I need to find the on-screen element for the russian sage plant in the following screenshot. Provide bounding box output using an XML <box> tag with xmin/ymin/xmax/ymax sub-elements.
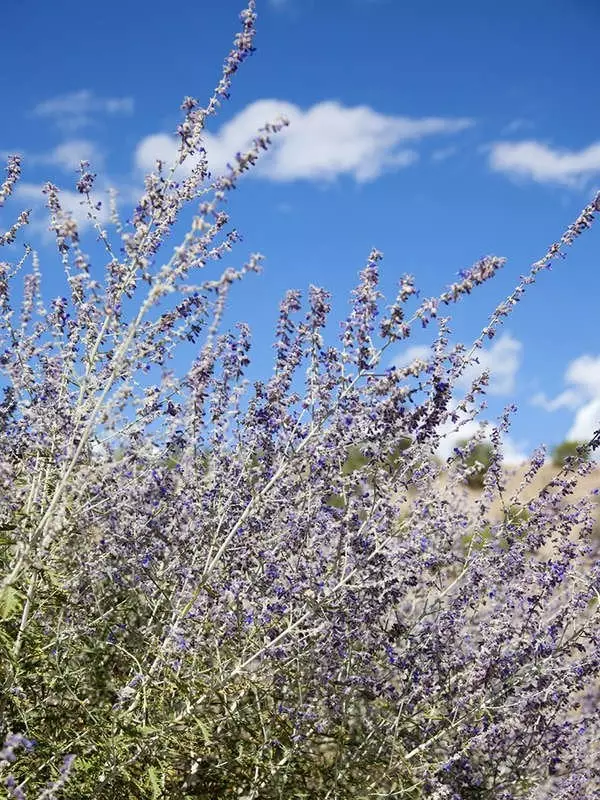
<box><xmin>1</xmin><ymin>3</ymin><xmax>600</xmax><ymax>798</ymax></box>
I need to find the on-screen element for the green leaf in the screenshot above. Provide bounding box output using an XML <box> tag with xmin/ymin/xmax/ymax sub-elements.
<box><xmin>147</xmin><ymin>765</ymin><xmax>162</xmax><ymax>799</ymax></box>
<box><xmin>324</xmin><ymin>493</ymin><xmax>346</xmax><ymax>510</ymax></box>
<box><xmin>197</xmin><ymin>719</ymin><xmax>212</xmax><ymax>745</ymax></box>
<box><xmin>137</xmin><ymin>725</ymin><xmax>161</xmax><ymax>737</ymax></box>
<box><xmin>0</xmin><ymin>585</ymin><xmax>25</xmax><ymax>620</ymax></box>
<box><xmin>341</xmin><ymin>446</ymin><xmax>370</xmax><ymax>475</ymax></box>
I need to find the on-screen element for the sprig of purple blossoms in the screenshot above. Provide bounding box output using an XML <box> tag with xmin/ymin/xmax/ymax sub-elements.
<box><xmin>0</xmin><ymin>734</ymin><xmax>75</xmax><ymax>800</ymax></box>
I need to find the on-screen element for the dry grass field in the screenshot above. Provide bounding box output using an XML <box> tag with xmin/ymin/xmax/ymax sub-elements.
<box><xmin>467</xmin><ymin>461</ymin><xmax>600</xmax><ymax>514</ymax></box>
<box><xmin>432</xmin><ymin>460</ymin><xmax>600</xmax><ymax>558</ymax></box>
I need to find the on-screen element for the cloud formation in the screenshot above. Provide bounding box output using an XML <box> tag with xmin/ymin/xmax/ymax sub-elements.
<box><xmin>488</xmin><ymin>139</ymin><xmax>600</xmax><ymax>186</ymax></box>
<box><xmin>135</xmin><ymin>99</ymin><xmax>473</xmax><ymax>184</ymax></box>
<box><xmin>500</xmin><ymin>119</ymin><xmax>533</xmax><ymax>136</ymax></box>
<box><xmin>435</xmin><ymin>416</ymin><xmax>528</xmax><ymax>466</ymax></box>
<box><xmin>389</xmin><ymin>344</ymin><xmax>430</xmax><ymax>370</ymax></box>
<box><xmin>31</xmin><ymin>90</ymin><xmax>134</xmax><ymax>132</ymax></box>
<box><xmin>15</xmin><ymin>182</ymin><xmax>113</xmax><ymax>238</ymax></box>
<box><xmin>390</xmin><ymin>337</ymin><xmax>526</xmax><ymax>464</ymax></box>
<box><xmin>532</xmin><ymin>354</ymin><xmax>600</xmax><ymax>443</ymax></box>
<box><xmin>27</xmin><ymin>140</ymin><xmax>104</xmax><ymax>173</ymax></box>
<box><xmin>455</xmin><ymin>334</ymin><xmax>522</xmax><ymax>396</ymax></box>
<box><xmin>391</xmin><ymin>334</ymin><xmax>522</xmax><ymax>398</ymax></box>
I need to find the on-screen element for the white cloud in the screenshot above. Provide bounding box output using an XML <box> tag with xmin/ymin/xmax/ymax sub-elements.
<box><xmin>564</xmin><ymin>355</ymin><xmax>600</xmax><ymax>397</ymax></box>
<box><xmin>390</xmin><ymin>334</ymin><xmax>522</xmax><ymax>397</ymax></box>
<box><xmin>532</xmin><ymin>354</ymin><xmax>600</xmax><ymax>444</ymax></box>
<box><xmin>501</xmin><ymin>436</ymin><xmax>530</xmax><ymax>466</ymax></box>
<box><xmin>27</xmin><ymin>140</ymin><xmax>104</xmax><ymax>173</ymax></box>
<box><xmin>436</xmin><ymin>418</ymin><xmax>482</xmax><ymax>462</ymax></box>
<box><xmin>135</xmin><ymin>133</ymin><xmax>183</xmax><ymax>174</ymax></box>
<box><xmin>389</xmin><ymin>344</ymin><xmax>431</xmax><ymax>370</ymax></box>
<box><xmin>46</xmin><ymin>140</ymin><xmax>102</xmax><ymax>171</ymax></box>
<box><xmin>15</xmin><ymin>182</ymin><xmax>112</xmax><ymax>238</ymax></box>
<box><xmin>488</xmin><ymin>139</ymin><xmax>600</xmax><ymax>186</ymax></box>
<box><xmin>436</xmin><ymin>416</ymin><xmax>527</xmax><ymax>466</ymax></box>
<box><xmin>389</xmin><ymin>340</ymin><xmax>526</xmax><ymax>464</ymax></box>
<box><xmin>456</xmin><ymin>334</ymin><xmax>522</xmax><ymax>396</ymax></box>
<box><xmin>531</xmin><ymin>389</ymin><xmax>580</xmax><ymax>412</ymax></box>
<box><xmin>431</xmin><ymin>146</ymin><xmax>458</xmax><ymax>162</ymax></box>
<box><xmin>134</xmin><ymin>99</ymin><xmax>473</xmax><ymax>184</ymax></box>
<box><xmin>569</xmin><ymin>399</ymin><xmax>600</xmax><ymax>443</ymax></box>
<box><xmin>500</xmin><ymin>119</ymin><xmax>533</xmax><ymax>136</ymax></box>
<box><xmin>31</xmin><ymin>90</ymin><xmax>134</xmax><ymax>132</ymax></box>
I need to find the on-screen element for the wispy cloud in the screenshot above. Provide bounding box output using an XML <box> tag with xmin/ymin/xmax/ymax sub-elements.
<box><xmin>431</xmin><ymin>146</ymin><xmax>458</xmax><ymax>162</ymax></box>
<box><xmin>500</xmin><ymin>119</ymin><xmax>533</xmax><ymax>136</ymax></box>
<box><xmin>15</xmin><ymin>182</ymin><xmax>113</xmax><ymax>239</ymax></box>
<box><xmin>488</xmin><ymin>139</ymin><xmax>600</xmax><ymax>186</ymax></box>
<box><xmin>391</xmin><ymin>334</ymin><xmax>522</xmax><ymax>398</ymax></box>
<box><xmin>31</xmin><ymin>90</ymin><xmax>134</xmax><ymax>132</ymax></box>
<box><xmin>455</xmin><ymin>333</ymin><xmax>523</xmax><ymax>396</ymax></box>
<box><xmin>389</xmin><ymin>344</ymin><xmax>431</xmax><ymax>371</ymax></box>
<box><xmin>436</xmin><ymin>415</ymin><xmax>528</xmax><ymax>465</ymax></box>
<box><xmin>532</xmin><ymin>354</ymin><xmax>600</xmax><ymax>444</ymax></box>
<box><xmin>135</xmin><ymin>99</ymin><xmax>474</xmax><ymax>184</ymax></box>
<box><xmin>531</xmin><ymin>389</ymin><xmax>580</xmax><ymax>413</ymax></box>
<box><xmin>27</xmin><ymin>140</ymin><xmax>104</xmax><ymax>173</ymax></box>
<box><xmin>389</xmin><ymin>336</ymin><xmax>526</xmax><ymax>463</ymax></box>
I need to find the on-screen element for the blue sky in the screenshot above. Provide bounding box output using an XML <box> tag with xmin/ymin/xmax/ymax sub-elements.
<box><xmin>1</xmin><ymin>0</ymin><xmax>599</xmax><ymax>463</ymax></box>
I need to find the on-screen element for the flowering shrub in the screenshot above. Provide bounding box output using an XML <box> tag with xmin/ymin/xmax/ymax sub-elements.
<box><xmin>1</xmin><ymin>3</ymin><xmax>600</xmax><ymax>797</ymax></box>
<box><xmin>551</xmin><ymin>440</ymin><xmax>592</xmax><ymax>469</ymax></box>
<box><xmin>455</xmin><ymin>438</ymin><xmax>495</xmax><ymax>490</ymax></box>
